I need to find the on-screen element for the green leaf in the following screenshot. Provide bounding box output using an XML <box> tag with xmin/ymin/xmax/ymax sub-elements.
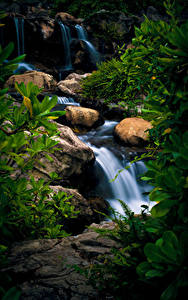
<box><xmin>5</xmin><ymin>54</ymin><xmax>26</xmax><ymax>65</ymax></box>
<box><xmin>160</xmin><ymin>281</ymin><xmax>178</xmax><ymax>300</ymax></box>
<box><xmin>160</xmin><ymin>231</ymin><xmax>181</xmax><ymax>264</ymax></box>
<box><xmin>150</xmin><ymin>189</ymin><xmax>170</xmax><ymax>202</ymax></box>
<box><xmin>151</xmin><ymin>200</ymin><xmax>177</xmax><ymax>218</ymax></box>
<box><xmin>144</xmin><ymin>243</ymin><xmax>165</xmax><ymax>263</ymax></box>
<box><xmin>2</xmin><ymin>287</ymin><xmax>21</xmax><ymax>300</ymax></box>
<box><xmin>136</xmin><ymin>261</ymin><xmax>151</xmax><ymax>277</ymax></box>
<box><xmin>44</xmin><ymin>154</ymin><xmax>54</xmax><ymax>162</ymax></box>
<box><xmin>0</xmin><ymin>42</ymin><xmax>14</xmax><ymax>63</ymax></box>
<box><xmin>145</xmin><ymin>269</ymin><xmax>165</xmax><ymax>278</ymax></box>
<box><xmin>14</xmin><ymin>82</ymin><xmax>25</xmax><ymax>97</ymax></box>
<box><xmin>0</xmin><ymin>88</ymin><xmax>8</xmax><ymax>96</ymax></box>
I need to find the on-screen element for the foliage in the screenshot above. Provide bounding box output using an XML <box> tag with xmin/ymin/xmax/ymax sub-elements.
<box><xmin>0</xmin><ymin>26</ymin><xmax>79</xmax><ymax>298</ymax></box>
<box><xmin>83</xmin><ymin>203</ymin><xmax>167</xmax><ymax>300</ymax></box>
<box><xmin>81</xmin><ymin>0</ymin><xmax>188</xmax><ymax>112</ymax></box>
<box><xmin>81</xmin><ymin>58</ymin><xmax>126</xmax><ymax>103</ymax></box>
<box><xmin>53</xmin><ymin>0</ymin><xmax>165</xmax><ymax>18</ymax></box>
<box><xmin>0</xmin><ymin>80</ymin><xmax>80</xmax><ymax>243</ymax></box>
<box><xmin>80</xmin><ymin>1</ymin><xmax>188</xmax><ymax>299</ymax></box>
<box><xmin>81</xmin><ymin>13</ymin><xmax>172</xmax><ymax>110</ymax></box>
<box><xmin>0</xmin><ymin>12</ymin><xmax>25</xmax><ymax>84</ymax></box>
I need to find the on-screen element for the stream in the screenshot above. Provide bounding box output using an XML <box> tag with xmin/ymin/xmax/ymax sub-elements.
<box><xmin>78</xmin><ymin>120</ymin><xmax>152</xmax><ymax>215</ymax></box>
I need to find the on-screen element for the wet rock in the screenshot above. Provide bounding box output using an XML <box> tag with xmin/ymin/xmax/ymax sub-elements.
<box><xmin>57</xmin><ymin>79</ymin><xmax>81</xmax><ymax>96</ymax></box>
<box><xmin>33</xmin><ymin>122</ymin><xmax>95</xmax><ymax>182</ymax></box>
<box><xmin>57</xmin><ymin>73</ymin><xmax>91</xmax><ymax>96</ymax></box>
<box><xmin>64</xmin><ymin>106</ymin><xmax>104</xmax><ymax>129</ymax></box>
<box><xmin>5</xmin><ymin>71</ymin><xmax>57</xmax><ymax>92</ymax></box>
<box><xmin>55</xmin><ymin>12</ymin><xmax>81</xmax><ymax>26</ymax></box>
<box><xmin>3</xmin><ymin>222</ymin><xmax>117</xmax><ymax>299</ymax></box>
<box><xmin>114</xmin><ymin>117</ymin><xmax>153</xmax><ymax>146</ymax></box>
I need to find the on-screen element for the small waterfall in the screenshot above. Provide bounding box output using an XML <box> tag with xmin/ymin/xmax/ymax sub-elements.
<box><xmin>75</xmin><ymin>24</ymin><xmax>100</xmax><ymax>65</ymax></box>
<box><xmin>78</xmin><ymin>121</ymin><xmax>152</xmax><ymax>215</ymax></box>
<box><xmin>14</xmin><ymin>17</ymin><xmax>24</xmax><ymax>56</ymax></box>
<box><xmin>49</xmin><ymin>96</ymin><xmax>80</xmax><ymax>107</ymax></box>
<box><xmin>59</xmin><ymin>22</ymin><xmax>73</xmax><ymax>72</ymax></box>
<box><xmin>13</xmin><ymin>62</ymin><xmax>35</xmax><ymax>74</ymax></box>
<box><xmin>93</xmin><ymin>147</ymin><xmax>151</xmax><ymax>215</ymax></box>
<box><xmin>57</xmin><ymin>96</ymin><xmax>80</xmax><ymax>106</ymax></box>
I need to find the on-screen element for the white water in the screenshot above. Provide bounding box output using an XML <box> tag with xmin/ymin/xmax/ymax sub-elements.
<box><xmin>56</xmin><ymin>96</ymin><xmax>80</xmax><ymax>106</ymax></box>
<box><xmin>49</xmin><ymin>96</ymin><xmax>80</xmax><ymax>107</ymax></box>
<box><xmin>59</xmin><ymin>22</ymin><xmax>72</xmax><ymax>71</ymax></box>
<box><xmin>75</xmin><ymin>24</ymin><xmax>100</xmax><ymax>65</ymax></box>
<box><xmin>79</xmin><ymin>120</ymin><xmax>152</xmax><ymax>215</ymax></box>
<box><xmin>14</xmin><ymin>17</ymin><xmax>24</xmax><ymax>56</ymax></box>
<box><xmin>13</xmin><ymin>62</ymin><xmax>35</xmax><ymax>74</ymax></box>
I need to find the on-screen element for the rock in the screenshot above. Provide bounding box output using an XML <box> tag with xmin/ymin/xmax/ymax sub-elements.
<box><xmin>49</xmin><ymin>186</ymin><xmax>108</xmax><ymax>233</ymax></box>
<box><xmin>64</xmin><ymin>106</ymin><xmax>103</xmax><ymax>129</ymax></box>
<box><xmin>83</xmin><ymin>10</ymin><xmax>137</xmax><ymax>59</ymax></box>
<box><xmin>57</xmin><ymin>73</ymin><xmax>91</xmax><ymax>96</ymax></box>
<box><xmin>55</xmin><ymin>12</ymin><xmax>81</xmax><ymax>25</ymax></box>
<box><xmin>5</xmin><ymin>71</ymin><xmax>57</xmax><ymax>92</ymax></box>
<box><xmin>114</xmin><ymin>117</ymin><xmax>153</xmax><ymax>146</ymax></box>
<box><xmin>33</xmin><ymin>122</ymin><xmax>95</xmax><ymax>183</ymax></box>
<box><xmin>3</xmin><ymin>222</ymin><xmax>117</xmax><ymax>299</ymax></box>
<box><xmin>57</xmin><ymin>79</ymin><xmax>81</xmax><ymax>96</ymax></box>
<box><xmin>65</xmin><ymin>73</ymin><xmax>91</xmax><ymax>81</ymax></box>
<box><xmin>39</xmin><ymin>19</ymin><xmax>55</xmax><ymax>40</ymax></box>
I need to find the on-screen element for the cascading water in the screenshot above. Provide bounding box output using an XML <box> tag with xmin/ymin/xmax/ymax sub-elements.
<box><xmin>56</xmin><ymin>96</ymin><xmax>80</xmax><ymax>106</ymax></box>
<box><xmin>75</xmin><ymin>24</ymin><xmax>100</xmax><ymax>65</ymax></box>
<box><xmin>49</xmin><ymin>96</ymin><xmax>80</xmax><ymax>110</ymax></box>
<box><xmin>14</xmin><ymin>17</ymin><xmax>24</xmax><ymax>56</ymax></box>
<box><xmin>13</xmin><ymin>62</ymin><xmax>35</xmax><ymax>74</ymax></box>
<box><xmin>13</xmin><ymin>17</ymin><xmax>36</xmax><ymax>74</ymax></box>
<box><xmin>59</xmin><ymin>22</ymin><xmax>73</xmax><ymax>74</ymax></box>
<box><xmin>78</xmin><ymin>120</ymin><xmax>152</xmax><ymax>215</ymax></box>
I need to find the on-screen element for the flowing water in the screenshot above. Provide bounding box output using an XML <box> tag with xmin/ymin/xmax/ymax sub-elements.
<box><xmin>14</xmin><ymin>17</ymin><xmax>24</xmax><ymax>56</ymax></box>
<box><xmin>13</xmin><ymin>62</ymin><xmax>35</xmax><ymax>74</ymax></box>
<box><xmin>75</xmin><ymin>24</ymin><xmax>100</xmax><ymax>65</ymax></box>
<box><xmin>78</xmin><ymin>120</ymin><xmax>152</xmax><ymax>215</ymax></box>
<box><xmin>56</xmin><ymin>96</ymin><xmax>80</xmax><ymax>106</ymax></box>
<box><xmin>59</xmin><ymin>22</ymin><xmax>73</xmax><ymax>72</ymax></box>
<box><xmin>50</xmin><ymin>96</ymin><xmax>80</xmax><ymax>110</ymax></box>
<box><xmin>14</xmin><ymin>18</ymin><xmax>37</xmax><ymax>74</ymax></box>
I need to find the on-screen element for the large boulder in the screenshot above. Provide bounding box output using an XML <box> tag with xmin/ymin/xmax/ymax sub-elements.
<box><xmin>114</xmin><ymin>117</ymin><xmax>153</xmax><ymax>146</ymax></box>
<box><xmin>57</xmin><ymin>72</ymin><xmax>91</xmax><ymax>96</ymax></box>
<box><xmin>64</xmin><ymin>106</ymin><xmax>104</xmax><ymax>129</ymax></box>
<box><xmin>3</xmin><ymin>222</ymin><xmax>117</xmax><ymax>300</ymax></box>
<box><xmin>5</xmin><ymin>71</ymin><xmax>57</xmax><ymax>92</ymax></box>
<box><xmin>32</xmin><ymin>122</ymin><xmax>95</xmax><ymax>184</ymax></box>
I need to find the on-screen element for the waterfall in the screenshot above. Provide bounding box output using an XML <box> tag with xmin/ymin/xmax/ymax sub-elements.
<box><xmin>75</xmin><ymin>24</ymin><xmax>100</xmax><ymax>65</ymax></box>
<box><xmin>14</xmin><ymin>17</ymin><xmax>24</xmax><ymax>56</ymax></box>
<box><xmin>59</xmin><ymin>22</ymin><xmax>73</xmax><ymax>71</ymax></box>
<box><xmin>56</xmin><ymin>96</ymin><xmax>80</xmax><ymax>106</ymax></box>
<box><xmin>49</xmin><ymin>96</ymin><xmax>80</xmax><ymax>107</ymax></box>
<box><xmin>13</xmin><ymin>62</ymin><xmax>35</xmax><ymax>74</ymax></box>
<box><xmin>93</xmin><ymin>147</ymin><xmax>152</xmax><ymax>215</ymax></box>
<box><xmin>78</xmin><ymin>120</ymin><xmax>152</xmax><ymax>215</ymax></box>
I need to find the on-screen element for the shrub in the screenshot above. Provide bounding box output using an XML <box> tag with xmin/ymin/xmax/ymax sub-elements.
<box><xmin>81</xmin><ymin>58</ymin><xmax>126</xmax><ymax>103</ymax></box>
<box><xmin>0</xmin><ymin>81</ymin><xmax>79</xmax><ymax>243</ymax></box>
<box><xmin>0</xmin><ymin>16</ymin><xmax>79</xmax><ymax>298</ymax></box>
<box><xmin>53</xmin><ymin>0</ymin><xmax>165</xmax><ymax>17</ymax></box>
<box><xmin>80</xmin><ymin>1</ymin><xmax>188</xmax><ymax>299</ymax></box>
